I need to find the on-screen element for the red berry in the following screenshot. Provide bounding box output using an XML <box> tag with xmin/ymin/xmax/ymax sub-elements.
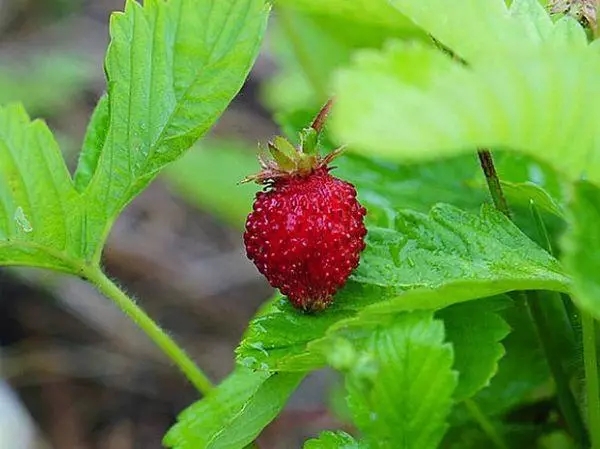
<box><xmin>244</xmin><ymin>167</ymin><xmax>367</xmax><ymax>312</ymax></box>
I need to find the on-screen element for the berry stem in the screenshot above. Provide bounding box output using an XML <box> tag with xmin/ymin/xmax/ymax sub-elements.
<box><xmin>477</xmin><ymin>148</ymin><xmax>587</xmax><ymax>445</ymax></box>
<box><xmin>84</xmin><ymin>266</ymin><xmax>213</xmax><ymax>395</ymax></box>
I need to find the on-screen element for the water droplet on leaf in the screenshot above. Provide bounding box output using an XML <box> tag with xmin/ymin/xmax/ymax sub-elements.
<box><xmin>14</xmin><ymin>207</ymin><xmax>32</xmax><ymax>233</ymax></box>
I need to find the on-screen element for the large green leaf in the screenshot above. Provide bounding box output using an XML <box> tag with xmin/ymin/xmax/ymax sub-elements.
<box><xmin>78</xmin><ymin>0</ymin><xmax>270</xmax><ymax>261</ymax></box>
<box><xmin>163</xmin><ymin>368</ymin><xmax>304</xmax><ymax>449</ymax></box>
<box><xmin>342</xmin><ymin>312</ymin><xmax>457</xmax><ymax>449</ymax></box>
<box><xmin>236</xmin><ymin>204</ymin><xmax>569</xmax><ymax>372</ymax></box>
<box><xmin>0</xmin><ymin>0</ymin><xmax>269</xmax><ymax>273</ymax></box>
<box><xmin>562</xmin><ymin>181</ymin><xmax>600</xmax><ymax>318</ymax></box>
<box><xmin>304</xmin><ymin>431</ymin><xmax>362</xmax><ymax>449</ymax></box>
<box><xmin>387</xmin><ymin>0</ymin><xmax>586</xmax><ymax>63</ymax></box>
<box><xmin>331</xmin><ymin>29</ymin><xmax>600</xmax><ymax>188</ymax></box>
<box><xmin>438</xmin><ymin>297</ymin><xmax>511</xmax><ymax>401</ymax></box>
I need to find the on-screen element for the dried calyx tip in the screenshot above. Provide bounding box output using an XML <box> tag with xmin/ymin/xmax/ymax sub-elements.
<box><xmin>242</xmin><ymin>99</ymin><xmax>344</xmax><ymax>185</ymax></box>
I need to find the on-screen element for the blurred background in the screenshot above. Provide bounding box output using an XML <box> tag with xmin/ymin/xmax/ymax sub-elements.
<box><xmin>0</xmin><ymin>0</ymin><xmax>365</xmax><ymax>447</ymax></box>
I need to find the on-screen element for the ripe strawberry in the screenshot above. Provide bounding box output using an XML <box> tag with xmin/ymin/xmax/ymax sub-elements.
<box><xmin>243</xmin><ymin>102</ymin><xmax>367</xmax><ymax>312</ymax></box>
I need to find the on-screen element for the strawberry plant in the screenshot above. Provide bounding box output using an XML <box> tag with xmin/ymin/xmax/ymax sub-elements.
<box><xmin>3</xmin><ymin>0</ymin><xmax>600</xmax><ymax>448</ymax></box>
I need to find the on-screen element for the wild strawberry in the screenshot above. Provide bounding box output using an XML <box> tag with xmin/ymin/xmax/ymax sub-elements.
<box><xmin>243</xmin><ymin>101</ymin><xmax>367</xmax><ymax>312</ymax></box>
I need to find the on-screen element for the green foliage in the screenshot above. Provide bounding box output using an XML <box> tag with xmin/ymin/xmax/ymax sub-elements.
<box><xmin>341</xmin><ymin>312</ymin><xmax>457</xmax><ymax>449</ymax></box>
<box><xmin>304</xmin><ymin>431</ymin><xmax>362</xmax><ymax>449</ymax></box>
<box><xmin>0</xmin><ymin>0</ymin><xmax>269</xmax><ymax>272</ymax></box>
<box><xmin>163</xmin><ymin>368</ymin><xmax>304</xmax><ymax>449</ymax></box>
<box><xmin>563</xmin><ymin>181</ymin><xmax>600</xmax><ymax>319</ymax></box>
<box><xmin>0</xmin><ymin>104</ymin><xmax>84</xmax><ymax>271</ymax></box>
<box><xmin>236</xmin><ymin>203</ymin><xmax>567</xmax><ymax>372</ymax></box>
<box><xmin>77</xmin><ymin>0</ymin><xmax>269</xmax><ymax>261</ymax></box>
<box><xmin>331</xmin><ymin>1</ymin><xmax>599</xmax><ymax>187</ymax></box>
<box><xmin>438</xmin><ymin>297</ymin><xmax>511</xmax><ymax>401</ymax></box>
<box><xmin>5</xmin><ymin>0</ymin><xmax>599</xmax><ymax>447</ymax></box>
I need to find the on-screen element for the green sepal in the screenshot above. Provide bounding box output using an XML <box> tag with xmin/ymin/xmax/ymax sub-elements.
<box><xmin>300</xmin><ymin>127</ymin><xmax>319</xmax><ymax>155</ymax></box>
<box><xmin>272</xmin><ymin>136</ymin><xmax>299</xmax><ymax>160</ymax></box>
<box><xmin>267</xmin><ymin>142</ymin><xmax>296</xmax><ymax>171</ymax></box>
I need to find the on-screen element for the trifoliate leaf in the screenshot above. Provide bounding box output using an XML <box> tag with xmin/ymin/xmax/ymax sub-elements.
<box><xmin>163</xmin><ymin>368</ymin><xmax>304</xmax><ymax>449</ymax></box>
<box><xmin>0</xmin><ymin>0</ymin><xmax>269</xmax><ymax>273</ymax></box>
<box><xmin>343</xmin><ymin>312</ymin><xmax>457</xmax><ymax>449</ymax></box>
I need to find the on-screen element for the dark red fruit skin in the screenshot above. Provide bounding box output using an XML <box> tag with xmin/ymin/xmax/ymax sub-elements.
<box><xmin>244</xmin><ymin>167</ymin><xmax>367</xmax><ymax>312</ymax></box>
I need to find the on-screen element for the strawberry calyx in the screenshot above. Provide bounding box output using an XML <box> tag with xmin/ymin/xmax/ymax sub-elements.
<box><xmin>242</xmin><ymin>99</ymin><xmax>344</xmax><ymax>184</ymax></box>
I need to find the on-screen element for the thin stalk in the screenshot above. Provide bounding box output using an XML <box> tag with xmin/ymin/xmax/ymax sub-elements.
<box><xmin>477</xmin><ymin>149</ymin><xmax>511</xmax><ymax>218</ymax></box>
<box><xmin>464</xmin><ymin>399</ymin><xmax>509</xmax><ymax>449</ymax></box>
<box><xmin>582</xmin><ymin>312</ymin><xmax>600</xmax><ymax>449</ymax></box>
<box><xmin>525</xmin><ymin>291</ymin><xmax>588</xmax><ymax>446</ymax></box>
<box><xmin>477</xmin><ymin>149</ymin><xmax>587</xmax><ymax>445</ymax></box>
<box><xmin>84</xmin><ymin>267</ymin><xmax>213</xmax><ymax>395</ymax></box>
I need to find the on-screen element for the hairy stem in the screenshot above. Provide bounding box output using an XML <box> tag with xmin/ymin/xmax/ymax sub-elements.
<box><xmin>84</xmin><ymin>267</ymin><xmax>213</xmax><ymax>395</ymax></box>
<box><xmin>582</xmin><ymin>312</ymin><xmax>600</xmax><ymax>449</ymax></box>
<box><xmin>464</xmin><ymin>399</ymin><xmax>508</xmax><ymax>449</ymax></box>
<box><xmin>477</xmin><ymin>149</ymin><xmax>587</xmax><ymax>445</ymax></box>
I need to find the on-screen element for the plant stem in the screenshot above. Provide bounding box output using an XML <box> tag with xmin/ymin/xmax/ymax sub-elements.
<box><xmin>84</xmin><ymin>267</ymin><xmax>213</xmax><ymax>395</ymax></box>
<box><xmin>525</xmin><ymin>291</ymin><xmax>588</xmax><ymax>446</ymax></box>
<box><xmin>477</xmin><ymin>149</ymin><xmax>511</xmax><ymax>218</ymax></box>
<box><xmin>477</xmin><ymin>148</ymin><xmax>587</xmax><ymax>445</ymax></box>
<box><xmin>582</xmin><ymin>311</ymin><xmax>600</xmax><ymax>449</ymax></box>
<box><xmin>464</xmin><ymin>399</ymin><xmax>508</xmax><ymax>449</ymax></box>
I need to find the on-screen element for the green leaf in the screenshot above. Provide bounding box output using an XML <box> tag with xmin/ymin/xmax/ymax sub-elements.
<box><xmin>74</xmin><ymin>95</ymin><xmax>110</xmax><ymax>192</ymax></box>
<box><xmin>0</xmin><ymin>0</ymin><xmax>269</xmax><ymax>273</ymax></box>
<box><xmin>163</xmin><ymin>139</ymin><xmax>260</xmax><ymax>229</ymax></box>
<box><xmin>342</xmin><ymin>312</ymin><xmax>457</xmax><ymax>449</ymax></box>
<box><xmin>388</xmin><ymin>0</ymin><xmax>585</xmax><ymax>63</ymax></box>
<box><xmin>438</xmin><ymin>296</ymin><xmax>511</xmax><ymax>401</ymax></box>
<box><xmin>163</xmin><ymin>368</ymin><xmax>304</xmax><ymax>449</ymax></box>
<box><xmin>499</xmin><ymin>180</ymin><xmax>565</xmax><ymax>219</ymax></box>
<box><xmin>331</xmin><ymin>39</ymin><xmax>600</xmax><ymax>188</ymax></box>
<box><xmin>236</xmin><ymin>204</ymin><xmax>568</xmax><ymax>372</ymax></box>
<box><xmin>470</xmin><ymin>298</ymin><xmax>550</xmax><ymax>417</ymax></box>
<box><xmin>0</xmin><ymin>104</ymin><xmax>84</xmax><ymax>272</ymax></box>
<box><xmin>80</xmin><ymin>0</ymin><xmax>270</xmax><ymax>260</ymax></box>
<box><xmin>304</xmin><ymin>431</ymin><xmax>362</xmax><ymax>449</ymax></box>
<box><xmin>562</xmin><ymin>181</ymin><xmax>600</xmax><ymax>318</ymax></box>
